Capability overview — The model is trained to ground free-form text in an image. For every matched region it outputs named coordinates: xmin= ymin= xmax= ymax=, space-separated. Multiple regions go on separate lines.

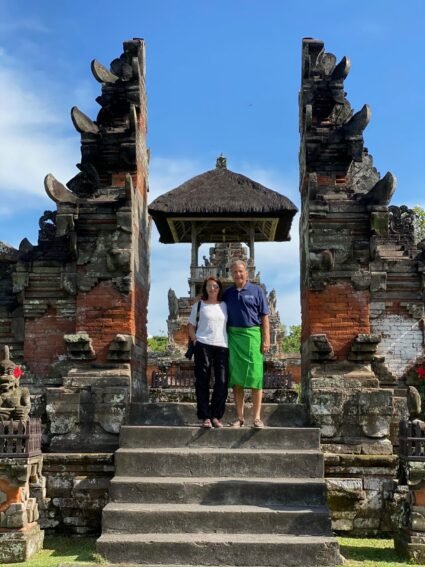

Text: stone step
xmin=110 ymin=476 xmax=327 ymax=506
xmin=96 ymin=533 xmax=343 ymax=566
xmin=101 ymin=502 xmax=332 ymax=536
xmin=129 ymin=403 xmax=308 ymax=427
xmin=114 ymin=448 xmax=323 ymax=478
xmin=119 ymin=426 xmax=320 ymax=450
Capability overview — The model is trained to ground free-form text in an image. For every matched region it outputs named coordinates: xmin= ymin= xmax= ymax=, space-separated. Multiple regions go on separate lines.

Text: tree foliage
xmin=281 ymin=324 xmax=301 ymax=353
xmin=413 ymin=205 xmax=425 ymax=243
xmin=147 ymin=335 xmax=168 ymax=352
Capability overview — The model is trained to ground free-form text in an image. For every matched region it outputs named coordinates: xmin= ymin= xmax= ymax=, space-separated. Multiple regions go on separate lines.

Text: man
xmin=223 ymin=260 xmax=270 ymax=428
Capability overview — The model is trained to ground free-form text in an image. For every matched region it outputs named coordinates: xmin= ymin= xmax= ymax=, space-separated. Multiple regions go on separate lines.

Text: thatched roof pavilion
xmin=148 ymin=156 xmax=298 ymax=249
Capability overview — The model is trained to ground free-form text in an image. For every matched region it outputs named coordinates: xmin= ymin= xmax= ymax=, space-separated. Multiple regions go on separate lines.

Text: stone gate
xmin=0 ymin=36 xmax=423 ymax=538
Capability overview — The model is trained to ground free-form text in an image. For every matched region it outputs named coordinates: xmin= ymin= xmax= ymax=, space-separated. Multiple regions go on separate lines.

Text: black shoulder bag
xmin=185 ymin=301 xmax=201 ymax=360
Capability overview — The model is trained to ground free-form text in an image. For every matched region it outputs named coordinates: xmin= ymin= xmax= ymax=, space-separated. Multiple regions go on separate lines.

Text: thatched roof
xmin=148 ymin=162 xmax=298 ymax=244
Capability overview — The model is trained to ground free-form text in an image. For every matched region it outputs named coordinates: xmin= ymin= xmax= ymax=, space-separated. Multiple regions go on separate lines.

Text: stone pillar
xmin=0 ymin=39 xmax=152 ymax=451
xmin=298 ymin=38 xmax=424 ymax=534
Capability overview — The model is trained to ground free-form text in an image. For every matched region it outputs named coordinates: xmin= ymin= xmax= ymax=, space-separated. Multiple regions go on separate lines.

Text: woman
xmin=188 ymin=277 xmax=228 ymax=428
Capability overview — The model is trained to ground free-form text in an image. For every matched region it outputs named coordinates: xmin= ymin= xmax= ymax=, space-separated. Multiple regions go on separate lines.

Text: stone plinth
xmin=325 ymin=453 xmax=399 ymax=535
xmin=0 ymin=523 xmax=44 ymax=564
xmin=40 ymin=453 xmax=114 ymax=535
xmin=46 ymin=364 xmax=131 ymax=452
xmin=0 ymin=455 xmax=45 ymax=563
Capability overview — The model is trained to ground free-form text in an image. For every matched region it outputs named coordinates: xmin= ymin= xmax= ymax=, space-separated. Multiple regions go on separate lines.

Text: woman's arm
xmin=187 ymin=323 xmax=197 ymax=344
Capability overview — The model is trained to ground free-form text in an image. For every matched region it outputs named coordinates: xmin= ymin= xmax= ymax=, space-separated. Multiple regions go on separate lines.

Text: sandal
xmin=202 ymin=419 xmax=212 ymax=429
xmin=229 ymin=418 xmax=244 ymax=428
xmin=253 ymin=418 xmax=264 ymax=429
xmin=212 ymin=418 xmax=223 ymax=428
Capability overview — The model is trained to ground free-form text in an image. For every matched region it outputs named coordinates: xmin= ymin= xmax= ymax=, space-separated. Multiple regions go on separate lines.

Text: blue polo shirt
xmin=223 ymin=282 xmax=269 ymax=328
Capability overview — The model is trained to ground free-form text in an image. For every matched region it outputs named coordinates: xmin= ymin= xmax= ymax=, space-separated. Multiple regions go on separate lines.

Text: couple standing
xmin=188 ymin=260 xmax=270 ymax=429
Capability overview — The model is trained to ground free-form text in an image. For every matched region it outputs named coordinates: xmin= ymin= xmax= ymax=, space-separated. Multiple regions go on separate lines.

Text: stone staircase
xmin=97 ymin=403 xmax=342 ymax=566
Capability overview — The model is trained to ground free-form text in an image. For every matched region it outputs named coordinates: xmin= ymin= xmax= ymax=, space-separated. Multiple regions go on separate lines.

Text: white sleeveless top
xmin=188 ymin=301 xmax=228 ymax=348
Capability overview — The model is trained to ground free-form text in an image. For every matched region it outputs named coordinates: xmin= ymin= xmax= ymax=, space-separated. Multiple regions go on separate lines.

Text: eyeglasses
xmin=206 ymin=284 xmax=219 ymax=290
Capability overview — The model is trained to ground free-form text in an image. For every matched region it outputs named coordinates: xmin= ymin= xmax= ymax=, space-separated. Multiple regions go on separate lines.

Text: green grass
xmin=11 ymin=535 xmax=425 ymax=567
xmin=9 ymin=536 xmax=99 ymax=567
xmin=339 ymin=537 xmax=425 ymax=567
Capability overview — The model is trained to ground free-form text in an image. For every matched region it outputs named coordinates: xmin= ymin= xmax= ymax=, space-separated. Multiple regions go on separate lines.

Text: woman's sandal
xmin=212 ymin=418 xmax=223 ymax=428
xmin=253 ymin=418 xmax=264 ymax=429
xmin=202 ymin=418 xmax=212 ymax=429
xmin=229 ymin=418 xmax=244 ymax=428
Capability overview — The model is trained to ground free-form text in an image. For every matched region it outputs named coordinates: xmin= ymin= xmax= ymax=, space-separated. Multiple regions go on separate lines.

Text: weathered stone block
xmin=0 ymin=523 xmax=44 ymax=563
xmin=358 ymin=389 xmax=393 ymax=416
xmin=310 ymin=391 xmax=344 ymax=416
xmin=360 ymin=415 xmax=391 ymax=438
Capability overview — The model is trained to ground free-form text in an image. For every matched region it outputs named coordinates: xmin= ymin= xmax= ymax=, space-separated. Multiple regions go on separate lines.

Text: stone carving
xmin=407 ymin=386 xmax=421 ymax=419
xmin=330 ymin=55 xmax=351 ymax=80
xmin=0 ymin=346 xmax=30 ymax=421
xmin=66 ymin=162 xmax=100 ymax=197
xmin=108 ymin=334 xmax=132 ymax=361
xmin=168 ymin=289 xmax=179 ymax=320
xmin=309 ymin=334 xmax=335 ymax=362
xmin=91 ymin=59 xmax=119 ymax=84
xmin=70 ymin=106 xmax=99 ymax=135
xmin=389 ymin=205 xmax=415 ymax=236
xmin=268 ymin=289 xmax=277 ymax=315
xmin=363 ymin=171 xmax=396 ymax=206
xmin=44 ymin=174 xmax=78 ymax=205
xmin=348 ymin=334 xmax=380 ymax=363
xmin=63 ymin=332 xmax=95 ymax=360
xmin=309 ymin=249 xmax=335 ymax=271
xmin=38 ymin=211 xmax=56 ymax=241
xmin=339 ymin=104 xmax=371 ymax=138
xmin=216 ymin=154 xmax=227 ymax=169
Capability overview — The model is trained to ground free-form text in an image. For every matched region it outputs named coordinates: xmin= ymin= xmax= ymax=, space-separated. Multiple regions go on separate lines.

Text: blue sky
xmin=0 ymin=0 xmax=424 ymax=335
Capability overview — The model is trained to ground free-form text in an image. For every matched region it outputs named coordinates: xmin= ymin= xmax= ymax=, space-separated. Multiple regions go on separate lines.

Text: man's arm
xmin=260 ymin=314 xmax=270 ymax=354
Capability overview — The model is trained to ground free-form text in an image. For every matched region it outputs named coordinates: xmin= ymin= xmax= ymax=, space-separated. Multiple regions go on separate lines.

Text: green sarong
xmin=228 ymin=326 xmax=263 ymax=389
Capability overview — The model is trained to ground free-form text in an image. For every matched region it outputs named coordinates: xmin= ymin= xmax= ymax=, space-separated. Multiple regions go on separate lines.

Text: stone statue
xmin=0 ymin=346 xmax=31 ymax=421
xmin=407 ymin=386 xmax=422 ymax=420
xmin=168 ymin=289 xmax=179 ymax=320
xmin=268 ymin=289 xmax=277 ymax=315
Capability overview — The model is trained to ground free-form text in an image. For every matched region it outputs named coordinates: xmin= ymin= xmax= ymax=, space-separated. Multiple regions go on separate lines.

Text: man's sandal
xmin=229 ymin=418 xmax=244 ymax=428
xmin=253 ymin=418 xmax=264 ymax=429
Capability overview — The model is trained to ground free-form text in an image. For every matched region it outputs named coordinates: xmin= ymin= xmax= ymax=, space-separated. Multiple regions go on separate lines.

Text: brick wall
xmin=302 ymin=282 xmax=370 ymax=359
xmin=24 ymin=307 xmax=74 ymax=376
xmin=76 ymin=282 xmax=134 ymax=363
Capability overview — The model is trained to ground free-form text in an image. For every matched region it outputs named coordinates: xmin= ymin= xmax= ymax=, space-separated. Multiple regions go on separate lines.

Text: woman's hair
xmin=201 ymin=276 xmax=223 ymax=301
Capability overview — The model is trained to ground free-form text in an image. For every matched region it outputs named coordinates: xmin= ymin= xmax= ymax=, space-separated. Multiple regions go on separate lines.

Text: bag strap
xmin=195 ymin=300 xmax=201 ymax=331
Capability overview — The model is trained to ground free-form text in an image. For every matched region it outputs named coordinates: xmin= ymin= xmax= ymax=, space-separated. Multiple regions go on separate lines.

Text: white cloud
xmin=0 ymin=46 xmax=302 ymax=336
xmin=0 ymin=49 xmax=82 ymax=201
xmin=148 ymin=156 xmax=206 ymax=202
xmin=0 ymin=17 xmax=50 ymax=35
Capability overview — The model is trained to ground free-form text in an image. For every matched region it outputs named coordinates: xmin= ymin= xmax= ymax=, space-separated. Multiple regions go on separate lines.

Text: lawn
xmin=9 ymin=535 xmax=425 ymax=567
xmin=9 ymin=536 xmax=99 ymax=567
xmin=339 ymin=537 xmax=425 ymax=566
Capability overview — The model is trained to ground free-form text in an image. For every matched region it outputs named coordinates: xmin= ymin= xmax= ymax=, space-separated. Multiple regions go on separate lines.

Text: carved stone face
xmin=0 ymin=366 xmax=16 ymax=393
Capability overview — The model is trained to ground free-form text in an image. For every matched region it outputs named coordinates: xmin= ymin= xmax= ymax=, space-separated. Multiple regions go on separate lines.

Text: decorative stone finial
xmin=216 ymin=154 xmax=227 ymax=169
